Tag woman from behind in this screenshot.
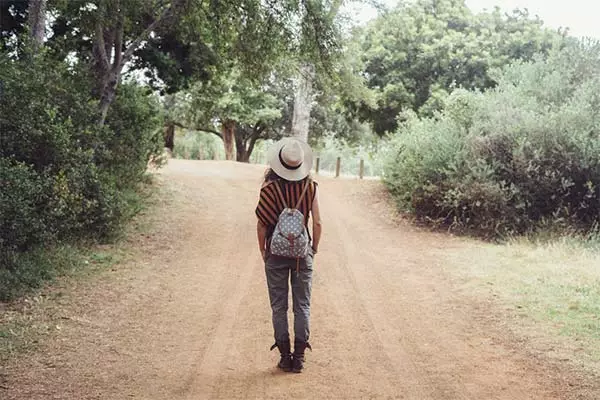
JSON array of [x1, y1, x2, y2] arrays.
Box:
[[255, 138, 322, 373]]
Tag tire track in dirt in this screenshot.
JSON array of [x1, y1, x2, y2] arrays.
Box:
[[323, 180, 520, 399]]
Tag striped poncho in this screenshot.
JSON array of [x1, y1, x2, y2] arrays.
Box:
[[255, 178, 318, 238]]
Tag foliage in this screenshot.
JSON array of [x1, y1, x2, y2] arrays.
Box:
[[188, 68, 283, 131], [384, 41, 600, 237], [0, 244, 86, 302], [173, 130, 224, 161], [0, 54, 161, 298], [351, 0, 565, 135], [100, 83, 164, 185], [0, 0, 28, 50]]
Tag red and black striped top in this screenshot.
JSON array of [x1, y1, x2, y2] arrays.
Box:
[[255, 178, 318, 231]]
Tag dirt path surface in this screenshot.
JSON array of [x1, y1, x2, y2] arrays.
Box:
[[1, 160, 594, 399]]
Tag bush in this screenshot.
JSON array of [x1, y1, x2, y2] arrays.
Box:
[[0, 159, 51, 252], [0, 54, 162, 299], [100, 83, 164, 185], [384, 41, 600, 237]]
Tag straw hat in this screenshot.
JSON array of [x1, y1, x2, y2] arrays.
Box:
[[267, 138, 313, 181]]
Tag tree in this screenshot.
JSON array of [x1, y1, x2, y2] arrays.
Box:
[[23, 0, 190, 125], [351, 0, 565, 135], [291, 64, 316, 143], [4, 0, 343, 129], [173, 68, 291, 162], [90, 0, 191, 125]]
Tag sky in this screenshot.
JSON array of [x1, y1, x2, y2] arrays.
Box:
[[345, 0, 600, 39]]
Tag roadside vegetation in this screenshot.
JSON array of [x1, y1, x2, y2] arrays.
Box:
[[441, 235, 600, 373]]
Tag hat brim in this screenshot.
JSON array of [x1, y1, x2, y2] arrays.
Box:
[[267, 138, 313, 181]]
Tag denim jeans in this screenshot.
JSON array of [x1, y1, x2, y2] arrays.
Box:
[[265, 250, 314, 343]]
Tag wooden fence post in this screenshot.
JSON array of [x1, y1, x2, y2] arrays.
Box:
[[335, 157, 341, 178], [315, 157, 320, 174], [359, 159, 364, 180]]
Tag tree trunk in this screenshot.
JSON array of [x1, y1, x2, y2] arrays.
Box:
[[236, 147, 250, 163], [234, 137, 254, 163], [222, 121, 236, 161], [234, 132, 246, 162], [233, 124, 262, 163], [27, 0, 46, 48], [245, 134, 259, 163], [164, 123, 175, 151], [93, 1, 124, 127], [98, 70, 120, 126], [291, 63, 315, 143]]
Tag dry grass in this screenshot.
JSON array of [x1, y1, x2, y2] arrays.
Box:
[[0, 173, 168, 365], [442, 237, 600, 375]]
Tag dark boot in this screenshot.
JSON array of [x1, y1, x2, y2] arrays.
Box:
[[292, 340, 312, 373], [270, 340, 292, 372]]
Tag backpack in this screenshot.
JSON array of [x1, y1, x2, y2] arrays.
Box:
[[269, 180, 311, 261]]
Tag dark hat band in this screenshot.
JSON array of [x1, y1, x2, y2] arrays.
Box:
[[279, 148, 303, 170]]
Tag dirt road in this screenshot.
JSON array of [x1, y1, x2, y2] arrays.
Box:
[[1, 160, 592, 399]]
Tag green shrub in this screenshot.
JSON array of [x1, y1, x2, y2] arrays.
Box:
[[0, 159, 51, 252], [0, 54, 162, 299], [100, 83, 164, 185], [384, 41, 600, 236]]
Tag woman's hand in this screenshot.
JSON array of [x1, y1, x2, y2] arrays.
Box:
[[261, 248, 268, 261]]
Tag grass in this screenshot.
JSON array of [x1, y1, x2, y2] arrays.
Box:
[[0, 246, 127, 363], [444, 234, 600, 372], [0, 245, 87, 302], [0, 173, 164, 363]]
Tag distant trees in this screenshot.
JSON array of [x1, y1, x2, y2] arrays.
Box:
[[347, 0, 566, 135], [1, 0, 341, 127]]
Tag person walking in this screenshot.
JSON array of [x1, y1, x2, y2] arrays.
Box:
[[255, 138, 322, 373]]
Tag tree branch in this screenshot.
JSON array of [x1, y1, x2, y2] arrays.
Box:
[[112, 4, 124, 71], [254, 121, 269, 138], [94, 1, 110, 71], [167, 121, 223, 139], [122, 4, 174, 63], [166, 120, 221, 138], [247, 134, 258, 154], [195, 127, 223, 139]]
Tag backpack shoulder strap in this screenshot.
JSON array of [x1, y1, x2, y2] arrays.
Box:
[[294, 179, 311, 210], [274, 181, 288, 209]]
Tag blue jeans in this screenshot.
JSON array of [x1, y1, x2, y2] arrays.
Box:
[[265, 250, 314, 343]]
